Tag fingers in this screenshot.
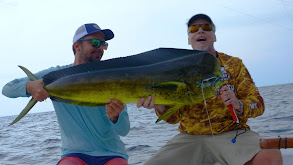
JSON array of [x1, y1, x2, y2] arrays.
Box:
[[219, 85, 229, 94], [143, 96, 154, 108], [219, 85, 234, 104], [105, 104, 119, 118], [106, 99, 124, 115], [27, 80, 50, 102], [137, 97, 165, 114], [107, 99, 124, 110], [136, 96, 155, 109], [148, 97, 155, 108], [136, 98, 145, 108], [106, 99, 124, 122], [218, 85, 241, 110], [33, 88, 50, 102]]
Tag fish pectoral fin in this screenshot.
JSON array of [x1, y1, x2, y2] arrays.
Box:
[[9, 97, 37, 126], [155, 105, 182, 123], [152, 81, 186, 91]]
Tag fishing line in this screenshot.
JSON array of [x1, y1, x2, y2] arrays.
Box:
[[231, 122, 247, 143], [201, 77, 248, 144], [280, 0, 293, 22], [216, 3, 293, 31], [201, 77, 218, 144]]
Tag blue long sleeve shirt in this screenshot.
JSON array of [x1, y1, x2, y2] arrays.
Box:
[[2, 64, 130, 160]]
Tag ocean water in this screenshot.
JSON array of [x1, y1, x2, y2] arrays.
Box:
[[0, 83, 293, 165]]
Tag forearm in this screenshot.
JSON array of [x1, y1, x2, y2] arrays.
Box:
[[236, 63, 265, 118], [2, 77, 31, 98], [112, 107, 130, 136], [240, 95, 265, 118]]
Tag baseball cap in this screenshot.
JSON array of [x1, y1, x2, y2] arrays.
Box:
[[72, 23, 114, 43], [187, 14, 216, 31]]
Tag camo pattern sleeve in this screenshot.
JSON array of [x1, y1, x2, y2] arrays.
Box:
[[155, 52, 265, 135], [230, 56, 265, 119]]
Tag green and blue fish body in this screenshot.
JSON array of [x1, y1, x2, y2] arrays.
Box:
[[10, 48, 223, 125]]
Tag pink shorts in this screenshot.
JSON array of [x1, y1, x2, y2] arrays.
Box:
[[57, 153, 128, 165]]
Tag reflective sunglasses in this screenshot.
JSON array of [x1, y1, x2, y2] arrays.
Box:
[[78, 39, 108, 50], [189, 24, 214, 33]]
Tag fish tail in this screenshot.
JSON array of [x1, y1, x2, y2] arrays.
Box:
[[9, 98, 38, 126], [18, 65, 38, 81], [9, 66, 38, 126]]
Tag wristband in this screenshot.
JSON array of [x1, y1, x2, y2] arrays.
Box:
[[236, 99, 243, 115]]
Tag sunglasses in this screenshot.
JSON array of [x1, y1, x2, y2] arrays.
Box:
[[189, 24, 214, 33], [78, 39, 108, 50]]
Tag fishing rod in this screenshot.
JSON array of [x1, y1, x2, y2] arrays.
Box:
[[228, 105, 247, 143], [260, 137, 293, 149], [227, 105, 293, 149]]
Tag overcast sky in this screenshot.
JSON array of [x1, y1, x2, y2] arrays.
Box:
[[1, 0, 293, 117]]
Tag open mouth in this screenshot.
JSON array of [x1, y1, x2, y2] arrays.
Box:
[[197, 37, 206, 42]]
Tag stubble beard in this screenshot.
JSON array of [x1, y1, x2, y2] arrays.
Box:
[[80, 50, 102, 63]]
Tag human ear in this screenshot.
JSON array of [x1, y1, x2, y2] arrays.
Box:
[[188, 32, 192, 45], [213, 33, 217, 42], [187, 28, 192, 45], [73, 42, 81, 52]]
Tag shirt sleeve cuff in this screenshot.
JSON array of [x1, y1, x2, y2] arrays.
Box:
[[236, 99, 243, 115]]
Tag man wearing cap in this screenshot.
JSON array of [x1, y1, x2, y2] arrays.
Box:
[[137, 14, 282, 165], [2, 23, 130, 165]]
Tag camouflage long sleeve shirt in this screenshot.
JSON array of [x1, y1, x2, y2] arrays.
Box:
[[156, 52, 265, 135]]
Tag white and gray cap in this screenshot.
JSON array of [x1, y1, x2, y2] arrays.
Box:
[[72, 23, 114, 43]]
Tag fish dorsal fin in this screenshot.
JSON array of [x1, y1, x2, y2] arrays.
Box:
[[50, 96, 105, 107], [43, 48, 206, 85], [152, 81, 187, 91]]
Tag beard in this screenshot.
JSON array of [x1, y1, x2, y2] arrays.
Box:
[[81, 50, 103, 63]]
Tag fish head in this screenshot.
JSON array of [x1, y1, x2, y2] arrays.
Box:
[[186, 73, 224, 103], [195, 74, 224, 91], [213, 75, 225, 92]]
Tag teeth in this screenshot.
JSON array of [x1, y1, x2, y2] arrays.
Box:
[[197, 37, 206, 41]]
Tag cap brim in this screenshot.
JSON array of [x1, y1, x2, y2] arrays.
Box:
[[101, 29, 114, 41]]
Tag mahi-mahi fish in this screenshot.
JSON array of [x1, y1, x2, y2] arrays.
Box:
[[9, 48, 223, 126]]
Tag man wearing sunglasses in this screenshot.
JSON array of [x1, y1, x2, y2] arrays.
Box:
[[2, 23, 130, 165], [138, 14, 282, 165]]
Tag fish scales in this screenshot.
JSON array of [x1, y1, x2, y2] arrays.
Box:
[[9, 48, 224, 125], [45, 52, 222, 106]]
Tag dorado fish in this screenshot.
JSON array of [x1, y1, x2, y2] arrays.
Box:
[[9, 48, 223, 126]]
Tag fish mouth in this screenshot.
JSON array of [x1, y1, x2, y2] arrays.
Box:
[[213, 76, 223, 83], [213, 76, 224, 95], [213, 76, 224, 88], [196, 75, 223, 89]]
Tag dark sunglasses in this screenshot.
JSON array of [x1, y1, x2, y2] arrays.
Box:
[[189, 24, 214, 33], [78, 39, 108, 50]]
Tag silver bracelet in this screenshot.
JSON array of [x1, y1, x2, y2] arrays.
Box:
[[236, 99, 243, 115]]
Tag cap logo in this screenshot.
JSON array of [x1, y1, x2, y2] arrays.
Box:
[[93, 24, 101, 30]]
